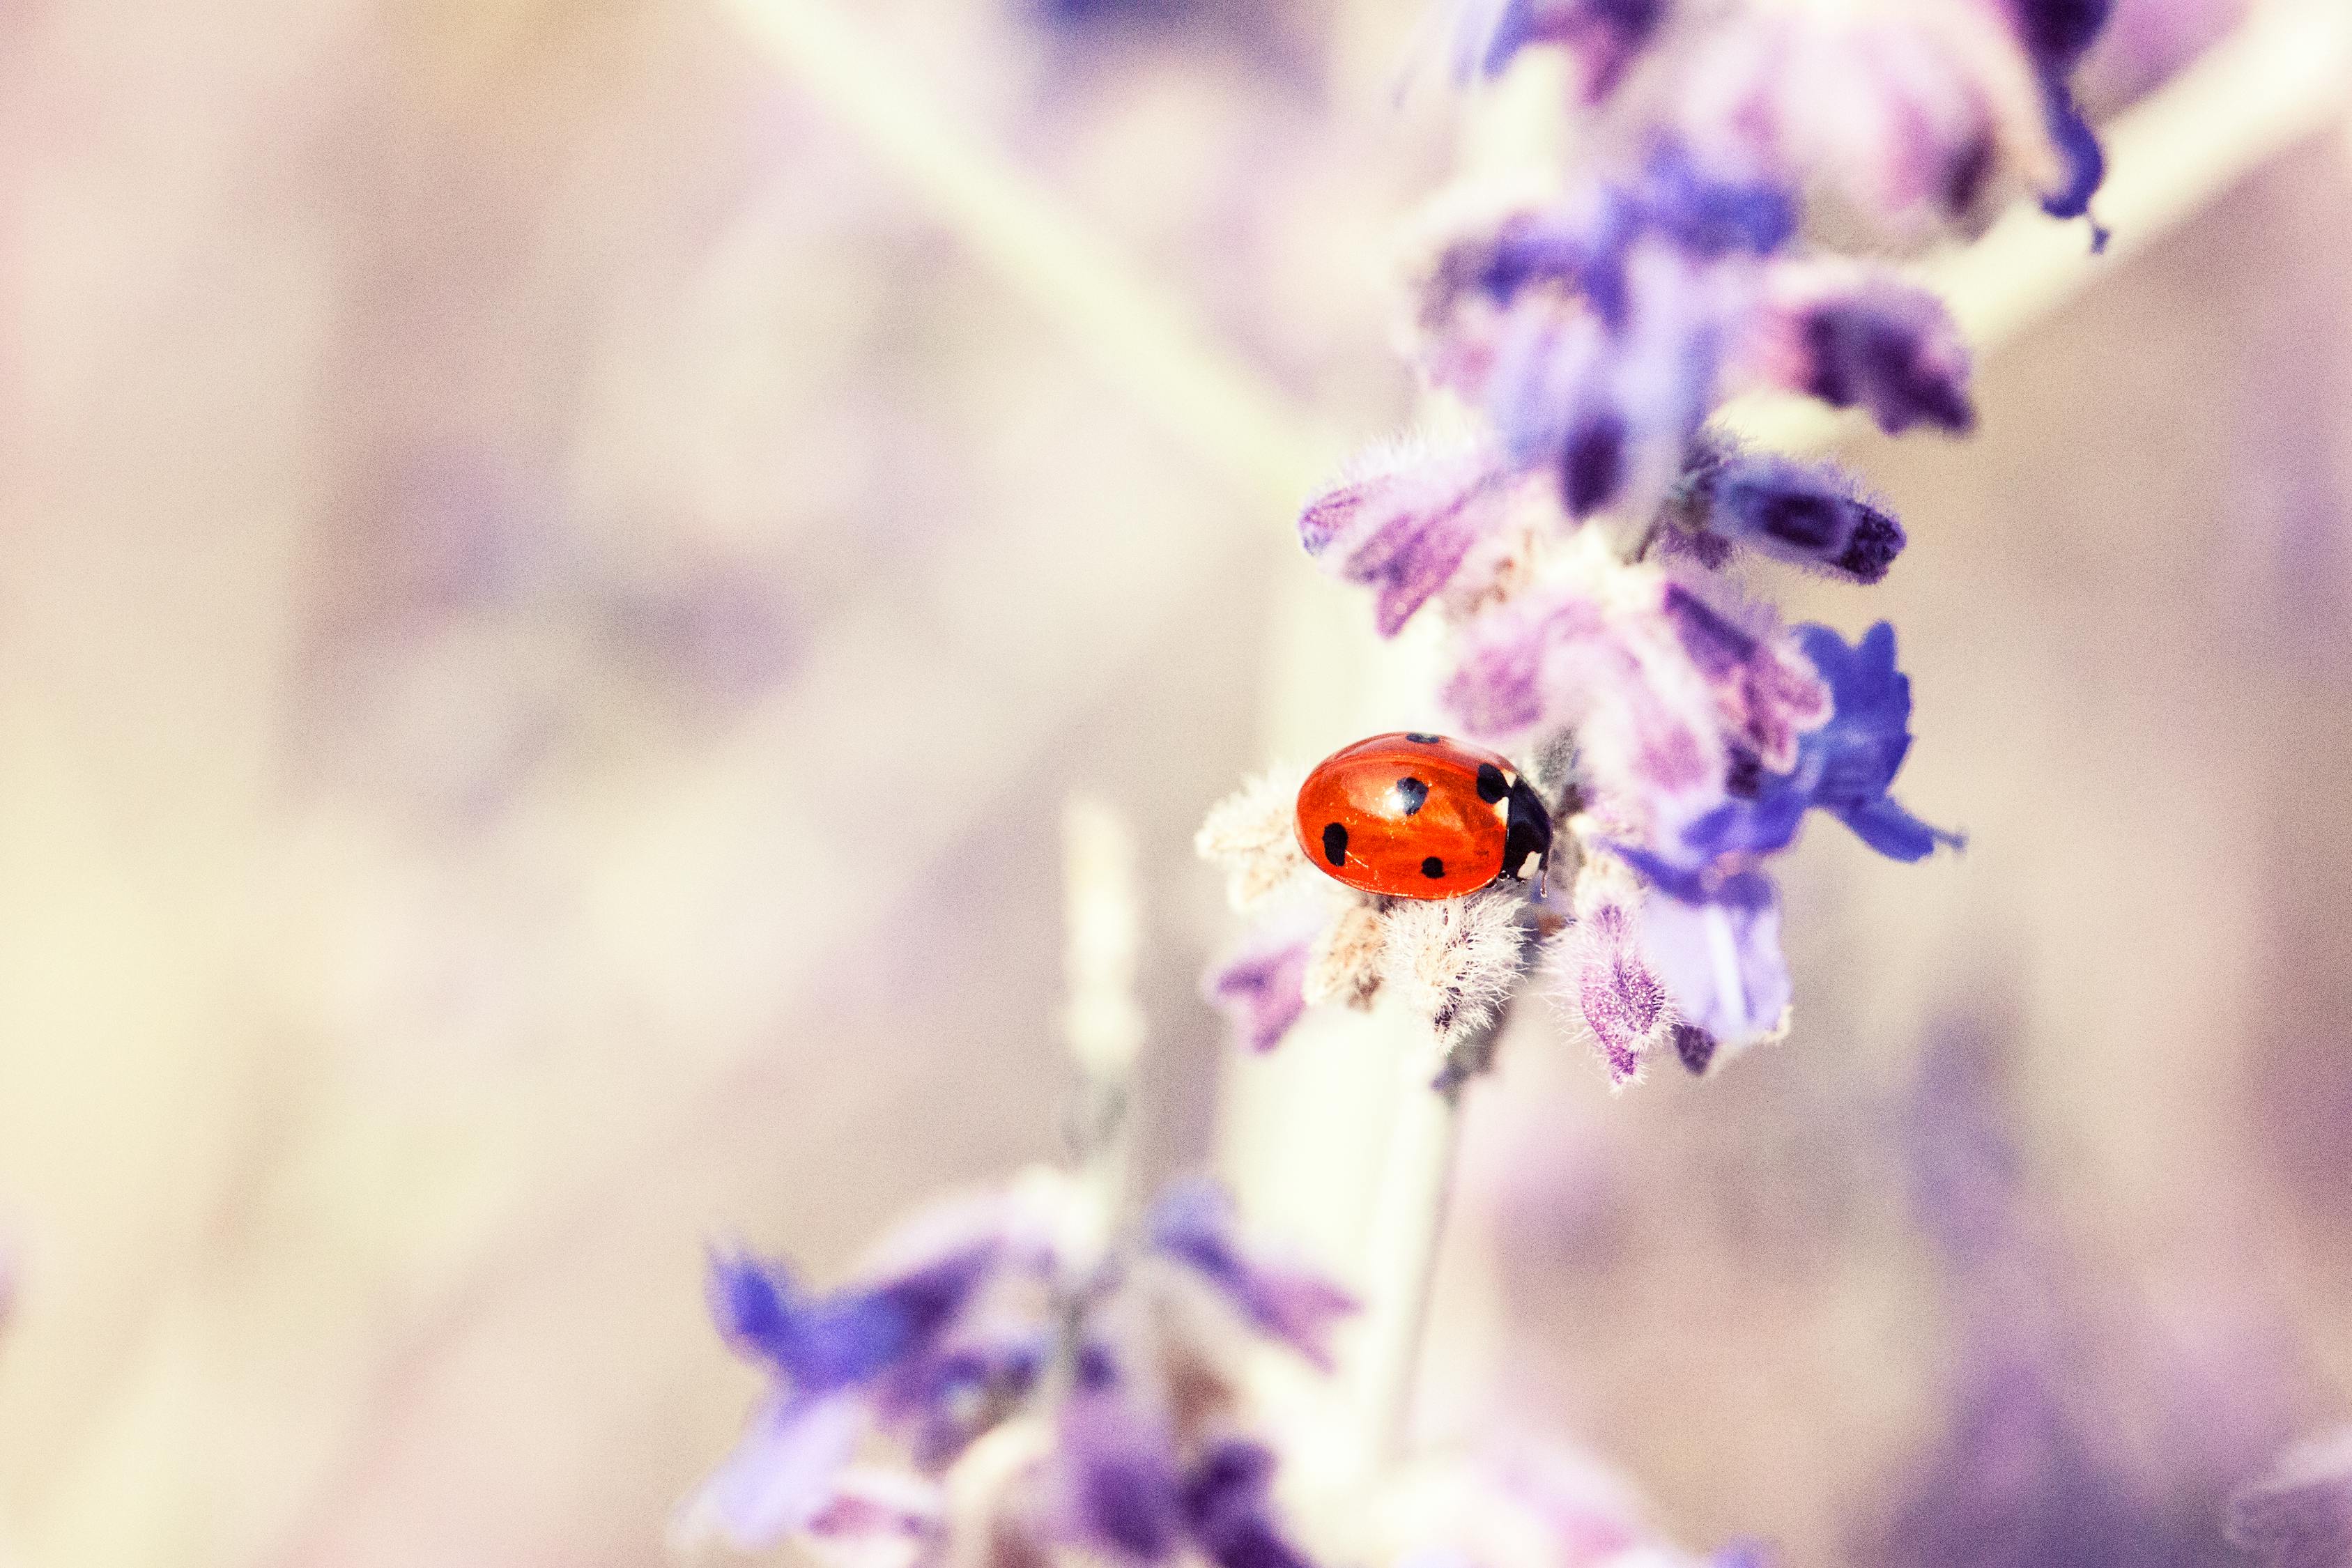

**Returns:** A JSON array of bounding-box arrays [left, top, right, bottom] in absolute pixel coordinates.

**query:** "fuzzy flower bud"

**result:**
[[1197, 768, 1310, 912], [1380, 884, 1531, 1045], [1668, 440, 1907, 585], [1739, 263, 1976, 436]]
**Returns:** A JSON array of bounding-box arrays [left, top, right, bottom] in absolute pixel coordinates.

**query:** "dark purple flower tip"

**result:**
[[2038, 84, 2110, 250], [1561, 411, 1628, 516], [1672, 1022, 1718, 1075], [1182, 1442, 1318, 1568], [705, 1245, 997, 1395], [2008, 0, 2115, 79], [1146, 1179, 1357, 1368], [1801, 295, 1976, 436], [1696, 452, 1907, 584], [1204, 937, 1312, 1054]]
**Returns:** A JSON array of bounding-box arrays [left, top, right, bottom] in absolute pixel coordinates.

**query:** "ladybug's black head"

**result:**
[[1502, 776, 1553, 884]]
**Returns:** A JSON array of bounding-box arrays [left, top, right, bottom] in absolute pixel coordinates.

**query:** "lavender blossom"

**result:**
[[1206, 930, 1314, 1055], [1739, 264, 1977, 436], [1629, 620, 1960, 889], [1546, 857, 1678, 1084], [1981, 0, 2116, 240], [1633, 871, 1790, 1055], [1300, 445, 1514, 638], [684, 1174, 1349, 1565], [1146, 1179, 1359, 1369]]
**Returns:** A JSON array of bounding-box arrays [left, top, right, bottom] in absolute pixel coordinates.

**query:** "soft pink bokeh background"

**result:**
[[0, 1, 2344, 1565]]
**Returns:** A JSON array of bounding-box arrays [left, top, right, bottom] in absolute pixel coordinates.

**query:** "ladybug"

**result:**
[[1296, 731, 1553, 900]]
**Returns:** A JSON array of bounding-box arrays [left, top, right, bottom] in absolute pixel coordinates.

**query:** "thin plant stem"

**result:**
[[1348, 1007, 1506, 1473], [1060, 796, 1146, 1250]]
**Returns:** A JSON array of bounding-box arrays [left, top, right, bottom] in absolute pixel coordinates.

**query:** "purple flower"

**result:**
[[1984, 0, 2116, 241], [1634, 870, 1790, 1050], [1553, 884, 1676, 1084], [1657, 582, 1829, 774], [1672, 621, 1961, 871], [1452, 0, 1675, 101], [1747, 268, 1977, 435], [1673, 445, 1907, 585], [1204, 932, 1312, 1054], [710, 1245, 999, 1395], [1182, 1441, 1316, 1568], [1300, 448, 1509, 637], [1059, 1384, 1189, 1560], [1146, 1179, 1358, 1369]]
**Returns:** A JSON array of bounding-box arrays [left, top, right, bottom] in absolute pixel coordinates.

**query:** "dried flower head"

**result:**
[[1381, 884, 1533, 1046], [1198, 768, 1312, 912]]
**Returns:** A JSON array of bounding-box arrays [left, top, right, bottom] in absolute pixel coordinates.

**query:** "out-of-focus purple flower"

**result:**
[[1413, 150, 1788, 521], [1300, 446, 1512, 637], [1740, 264, 1976, 435], [1979, 0, 2116, 241], [2229, 1430, 2352, 1568], [1451, 0, 1675, 102], [1146, 1180, 1359, 1369], [1675, 7, 2058, 236], [1183, 1441, 1316, 1568], [1205, 930, 1314, 1054], [1056, 1383, 1190, 1560], [1670, 444, 1907, 585], [710, 1245, 999, 1394], [688, 1176, 1351, 1561]]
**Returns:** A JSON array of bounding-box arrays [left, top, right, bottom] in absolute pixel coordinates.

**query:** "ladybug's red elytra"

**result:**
[[1295, 732, 1553, 901]]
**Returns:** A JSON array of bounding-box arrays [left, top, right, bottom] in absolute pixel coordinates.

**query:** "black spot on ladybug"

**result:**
[[1421, 856, 1445, 879], [1394, 776, 1429, 815], [1322, 822, 1348, 867], [1475, 763, 1508, 804], [1405, 732, 1440, 744]]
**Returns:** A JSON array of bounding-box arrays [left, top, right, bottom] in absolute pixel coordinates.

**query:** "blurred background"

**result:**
[[0, 0, 2348, 1565]]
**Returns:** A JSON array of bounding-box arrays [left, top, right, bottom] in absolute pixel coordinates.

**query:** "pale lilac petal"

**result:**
[[675, 1391, 866, 1551], [1146, 1179, 1358, 1368], [1637, 882, 1790, 1053]]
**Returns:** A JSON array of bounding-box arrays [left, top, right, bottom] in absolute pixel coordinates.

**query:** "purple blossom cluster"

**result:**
[[682, 1170, 1762, 1568], [679, 1172, 1353, 1567], [1207, 0, 2116, 1084]]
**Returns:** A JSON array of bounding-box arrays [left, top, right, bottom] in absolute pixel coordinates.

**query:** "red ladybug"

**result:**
[[1295, 732, 1553, 900]]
